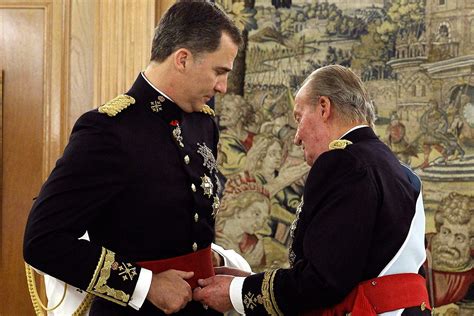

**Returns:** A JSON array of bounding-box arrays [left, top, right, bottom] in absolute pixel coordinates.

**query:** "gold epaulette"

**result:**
[[329, 139, 353, 150], [98, 94, 135, 117], [200, 104, 215, 116]]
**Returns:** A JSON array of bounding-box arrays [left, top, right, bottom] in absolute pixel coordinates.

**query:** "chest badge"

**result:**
[[200, 174, 214, 198], [212, 195, 220, 217], [197, 142, 218, 174]]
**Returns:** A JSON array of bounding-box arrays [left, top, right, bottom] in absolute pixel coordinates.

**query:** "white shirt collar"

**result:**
[[140, 72, 174, 102], [339, 125, 369, 139]]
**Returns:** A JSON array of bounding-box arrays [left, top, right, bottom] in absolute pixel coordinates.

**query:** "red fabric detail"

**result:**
[[242, 133, 255, 151], [302, 273, 431, 316], [431, 269, 474, 306], [169, 120, 179, 126], [137, 246, 214, 289]]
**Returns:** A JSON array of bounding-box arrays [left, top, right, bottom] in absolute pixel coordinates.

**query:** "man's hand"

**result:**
[[215, 266, 251, 277], [146, 269, 193, 314], [193, 275, 234, 313]]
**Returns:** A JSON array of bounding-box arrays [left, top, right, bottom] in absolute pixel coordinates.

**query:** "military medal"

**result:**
[[197, 142, 218, 174], [200, 174, 213, 198], [170, 120, 184, 148], [212, 195, 220, 217], [214, 174, 222, 195], [288, 198, 304, 267]]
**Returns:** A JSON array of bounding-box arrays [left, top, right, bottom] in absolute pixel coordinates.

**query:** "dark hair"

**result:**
[[150, 1, 242, 62]]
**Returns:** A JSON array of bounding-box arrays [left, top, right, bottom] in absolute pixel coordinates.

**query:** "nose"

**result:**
[[214, 76, 228, 94], [294, 129, 302, 146], [446, 234, 456, 247]]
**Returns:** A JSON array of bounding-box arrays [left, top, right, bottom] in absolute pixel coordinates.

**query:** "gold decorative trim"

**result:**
[[243, 291, 263, 311], [261, 270, 283, 316], [98, 94, 136, 117], [200, 104, 215, 116], [329, 139, 352, 150], [25, 262, 67, 315], [87, 248, 130, 306]]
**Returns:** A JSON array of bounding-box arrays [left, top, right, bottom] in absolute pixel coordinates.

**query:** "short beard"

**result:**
[[432, 238, 471, 271]]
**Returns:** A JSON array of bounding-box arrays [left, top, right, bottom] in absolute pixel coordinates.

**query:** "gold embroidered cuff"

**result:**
[[87, 248, 130, 306], [262, 269, 283, 316]]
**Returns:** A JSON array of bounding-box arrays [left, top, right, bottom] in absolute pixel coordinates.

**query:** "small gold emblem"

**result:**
[[200, 174, 213, 198], [158, 96, 165, 102], [243, 292, 263, 310], [329, 139, 353, 150], [184, 155, 190, 164], [200, 104, 215, 116], [192, 242, 198, 252], [150, 100, 163, 112], [117, 262, 137, 281], [98, 94, 135, 117]]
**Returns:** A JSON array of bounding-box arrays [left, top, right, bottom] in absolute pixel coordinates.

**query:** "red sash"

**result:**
[[137, 246, 214, 289], [304, 273, 431, 316]]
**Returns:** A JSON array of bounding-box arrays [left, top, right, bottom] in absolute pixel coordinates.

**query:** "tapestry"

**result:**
[[215, 0, 474, 314]]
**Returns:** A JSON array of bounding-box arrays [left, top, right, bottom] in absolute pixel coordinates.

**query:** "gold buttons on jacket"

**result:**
[[184, 155, 190, 164], [191, 183, 196, 192], [194, 213, 199, 222], [192, 242, 198, 252]]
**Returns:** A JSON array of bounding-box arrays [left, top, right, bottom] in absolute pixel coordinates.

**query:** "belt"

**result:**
[[137, 246, 214, 289], [303, 273, 431, 316]]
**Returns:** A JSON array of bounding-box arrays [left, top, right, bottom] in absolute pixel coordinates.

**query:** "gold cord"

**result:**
[[25, 262, 68, 314], [72, 293, 94, 316]]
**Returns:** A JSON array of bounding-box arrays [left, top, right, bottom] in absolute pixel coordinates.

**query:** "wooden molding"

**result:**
[[0, 0, 68, 179], [93, 0, 156, 106]]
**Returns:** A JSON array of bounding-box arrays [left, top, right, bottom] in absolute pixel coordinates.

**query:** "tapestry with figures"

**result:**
[[214, 0, 474, 315]]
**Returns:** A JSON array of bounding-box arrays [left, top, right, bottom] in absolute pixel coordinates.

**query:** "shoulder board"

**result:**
[[98, 94, 135, 117], [329, 139, 353, 150], [200, 104, 215, 117]]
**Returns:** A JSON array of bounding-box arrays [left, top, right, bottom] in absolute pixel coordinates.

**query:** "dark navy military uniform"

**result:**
[[24, 73, 222, 315], [240, 127, 430, 316]]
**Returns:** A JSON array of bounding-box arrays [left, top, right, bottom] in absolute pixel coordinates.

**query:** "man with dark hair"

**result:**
[[194, 65, 431, 315], [24, 1, 242, 315]]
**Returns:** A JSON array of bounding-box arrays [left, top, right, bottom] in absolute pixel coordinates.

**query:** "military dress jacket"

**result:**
[[241, 127, 428, 315], [24, 73, 222, 315]]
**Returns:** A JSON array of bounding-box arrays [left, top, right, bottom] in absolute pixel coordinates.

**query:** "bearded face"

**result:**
[[431, 221, 472, 272]]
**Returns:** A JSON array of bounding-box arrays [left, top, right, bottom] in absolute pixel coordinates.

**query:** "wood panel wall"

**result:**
[[0, 0, 171, 314]]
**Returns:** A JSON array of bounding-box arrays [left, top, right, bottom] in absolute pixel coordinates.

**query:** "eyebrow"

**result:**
[[215, 66, 232, 73]]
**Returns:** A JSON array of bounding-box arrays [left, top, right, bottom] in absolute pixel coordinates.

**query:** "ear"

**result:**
[[319, 96, 332, 122], [173, 48, 192, 71]]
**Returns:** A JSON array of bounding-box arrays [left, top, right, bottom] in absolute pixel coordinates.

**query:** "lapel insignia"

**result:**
[[197, 142, 218, 174], [212, 195, 220, 217], [98, 94, 135, 117], [329, 139, 352, 150], [170, 120, 184, 148], [150, 100, 163, 113], [200, 174, 214, 198]]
